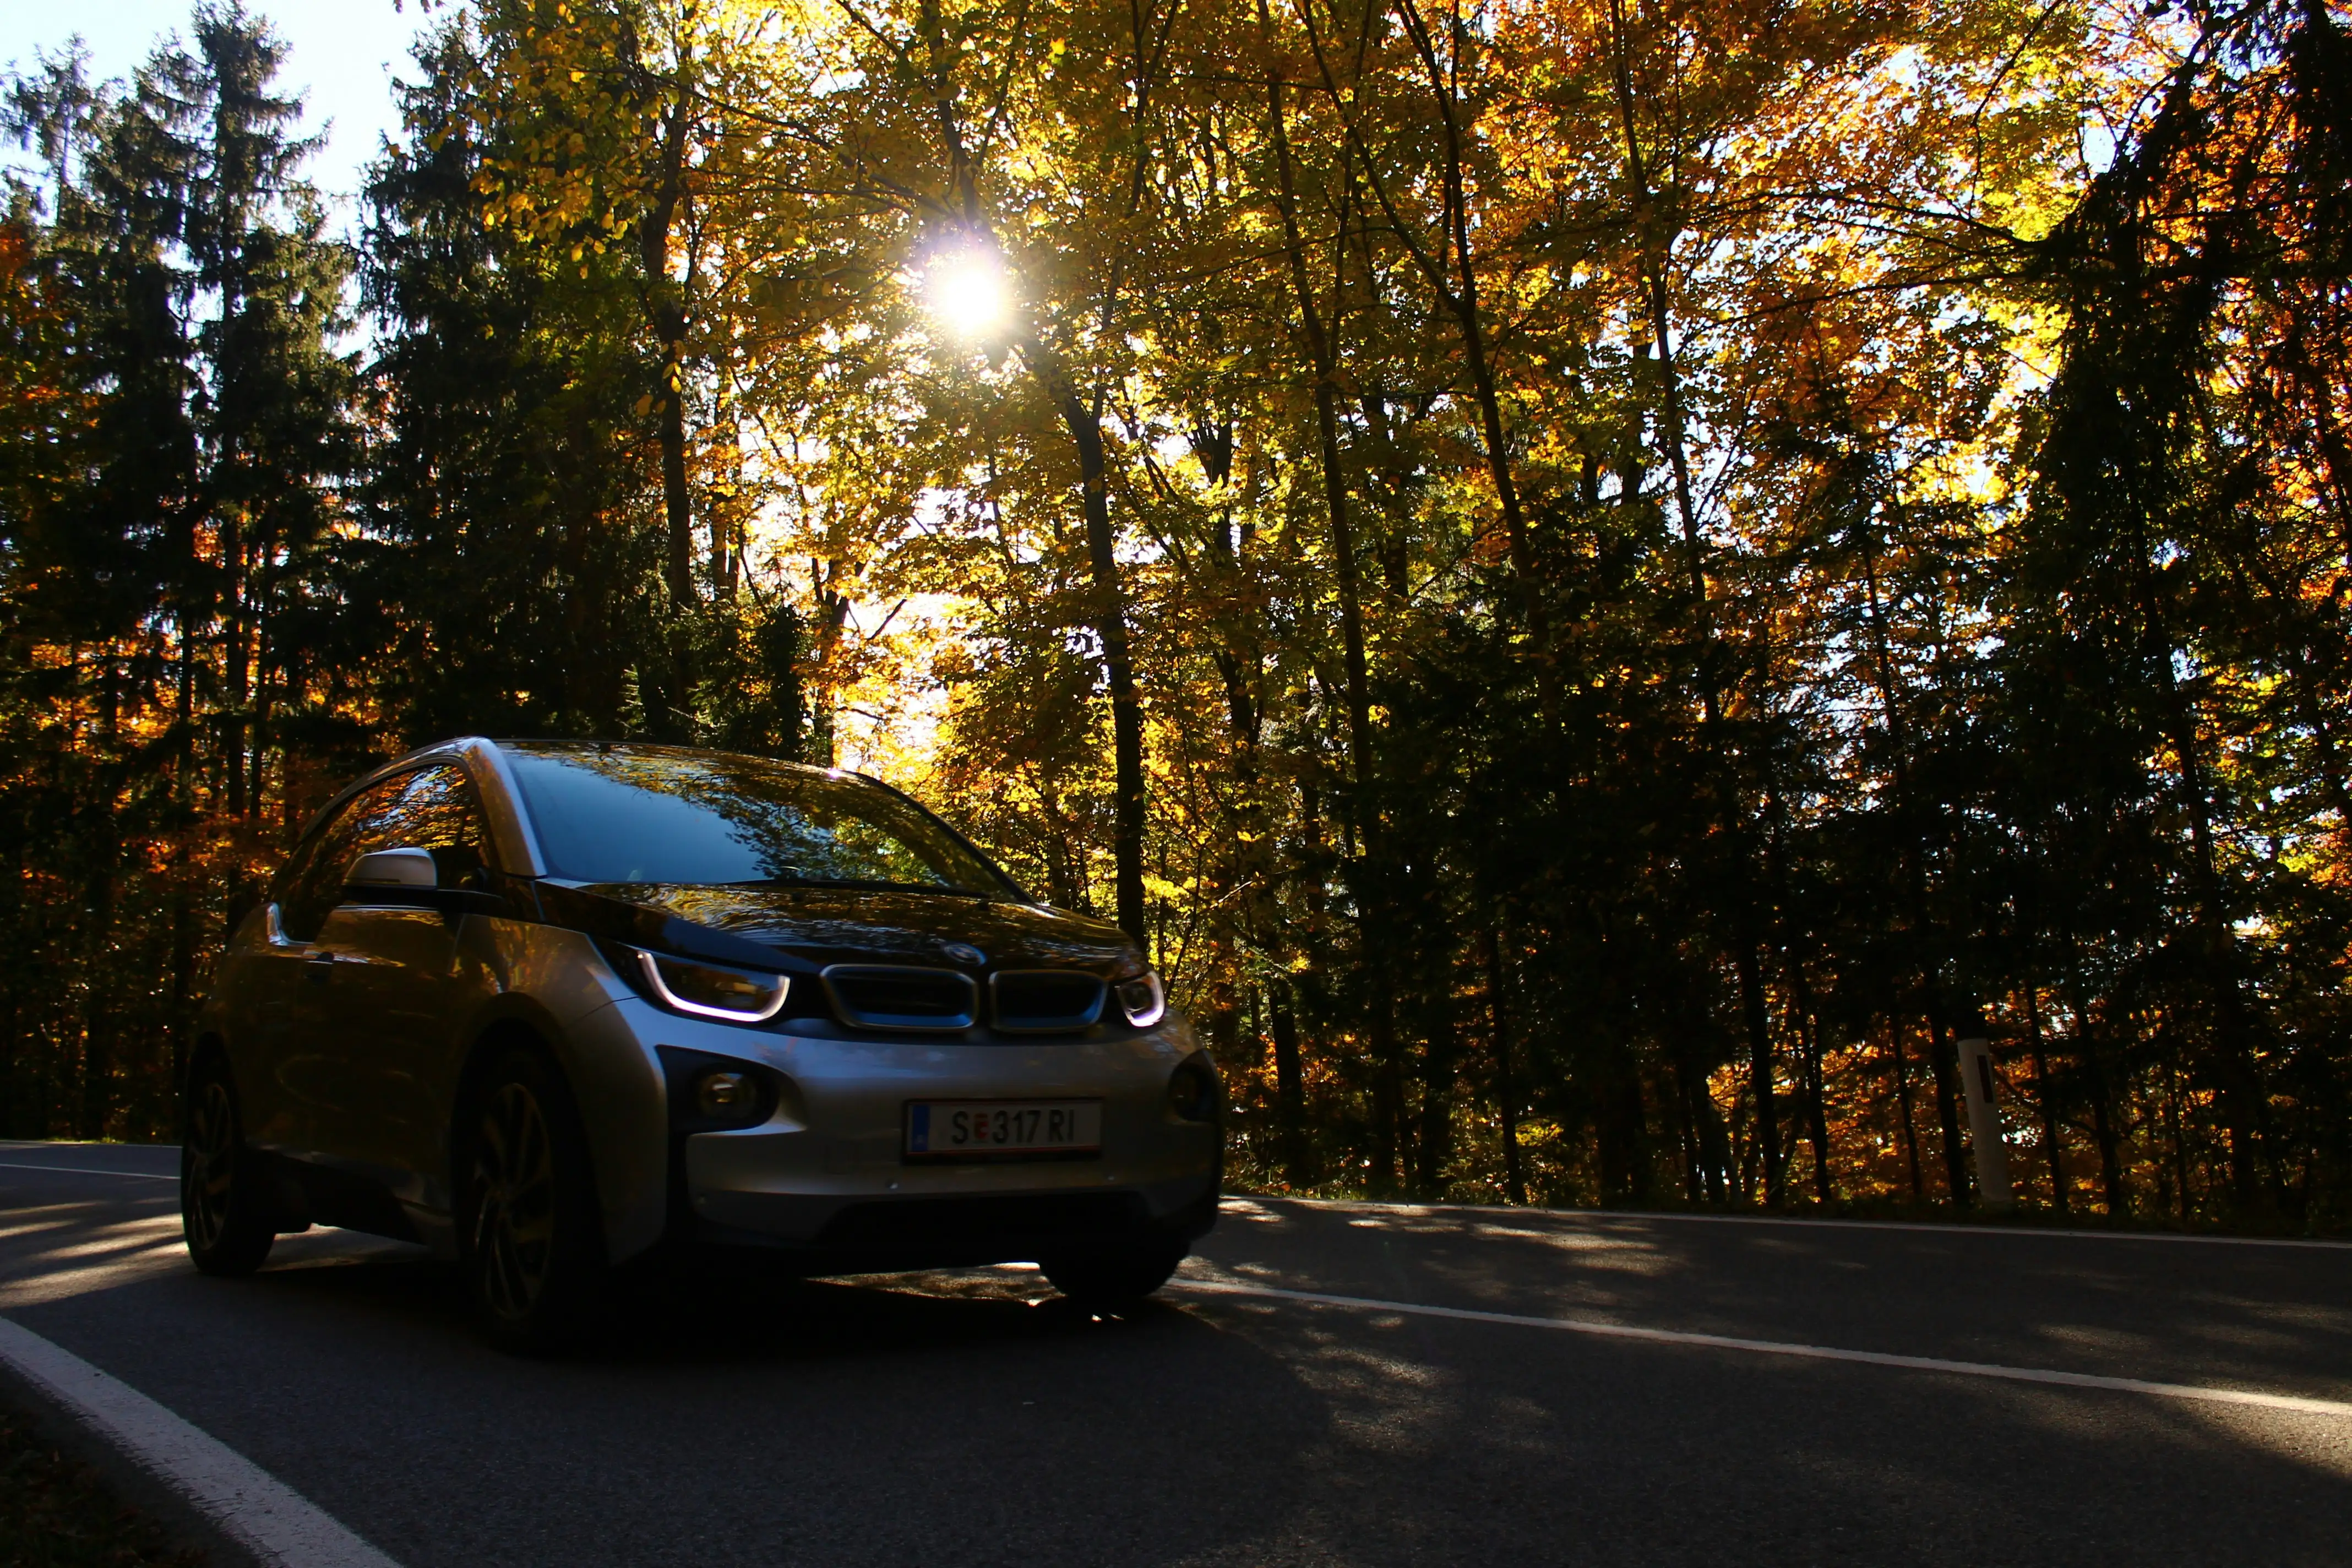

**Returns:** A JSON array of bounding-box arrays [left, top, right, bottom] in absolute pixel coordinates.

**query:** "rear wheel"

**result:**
[[459, 1048, 606, 1354], [181, 1060, 275, 1277], [1042, 1240, 1186, 1310]]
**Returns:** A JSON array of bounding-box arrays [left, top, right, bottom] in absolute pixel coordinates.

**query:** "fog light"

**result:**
[[697, 1070, 754, 1119], [1167, 1059, 1217, 1121]]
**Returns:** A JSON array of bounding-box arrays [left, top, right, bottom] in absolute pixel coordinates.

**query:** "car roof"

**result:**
[[487, 737, 856, 780]]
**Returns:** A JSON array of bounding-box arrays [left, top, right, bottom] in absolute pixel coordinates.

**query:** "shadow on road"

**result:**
[[11, 1182, 2351, 1566], [70, 1246, 1335, 1568], [236, 1244, 1204, 1363], [1202, 1197, 2352, 1400]]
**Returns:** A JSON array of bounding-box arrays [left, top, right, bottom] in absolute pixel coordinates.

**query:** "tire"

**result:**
[[458, 1047, 607, 1354], [1042, 1240, 1186, 1310], [181, 1059, 276, 1277]]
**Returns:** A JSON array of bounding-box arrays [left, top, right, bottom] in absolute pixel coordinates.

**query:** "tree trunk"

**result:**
[[1605, 0, 1781, 1202], [1299, 0, 1551, 704], [1857, 537, 1970, 1208], [2062, 956, 2132, 1217], [1264, 39, 1402, 1185], [1270, 982, 1311, 1188], [640, 86, 698, 739], [1414, 993, 1458, 1199], [222, 517, 248, 818], [711, 364, 742, 603], [2160, 675, 2273, 1212], [1891, 1023, 1925, 1201], [1052, 380, 1148, 949], [1927, 1010, 1972, 1206], [1483, 923, 1526, 1205], [1788, 972, 1834, 1204], [2025, 983, 2067, 1212], [79, 832, 117, 1142], [1381, 0, 1553, 703]]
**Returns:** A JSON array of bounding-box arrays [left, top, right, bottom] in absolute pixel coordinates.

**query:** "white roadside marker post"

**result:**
[[1957, 1036, 2013, 1208]]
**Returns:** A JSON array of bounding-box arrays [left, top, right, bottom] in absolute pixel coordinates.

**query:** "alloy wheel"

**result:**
[[185, 1078, 237, 1251], [469, 1082, 556, 1322]]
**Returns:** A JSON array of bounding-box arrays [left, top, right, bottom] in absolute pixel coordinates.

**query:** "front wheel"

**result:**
[[181, 1060, 275, 1277], [1042, 1241, 1187, 1310], [459, 1048, 606, 1354]]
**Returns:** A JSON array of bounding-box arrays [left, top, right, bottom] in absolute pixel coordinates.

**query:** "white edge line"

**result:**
[[0, 1314, 404, 1567], [0, 1161, 177, 1182], [1238, 1195, 2352, 1251], [1170, 1278, 2352, 1419]]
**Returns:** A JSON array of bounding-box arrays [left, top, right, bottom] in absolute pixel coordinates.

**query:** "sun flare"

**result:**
[[923, 248, 1011, 339]]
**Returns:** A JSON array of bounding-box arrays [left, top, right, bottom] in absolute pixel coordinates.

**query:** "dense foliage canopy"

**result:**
[[5, 0, 2349, 1229]]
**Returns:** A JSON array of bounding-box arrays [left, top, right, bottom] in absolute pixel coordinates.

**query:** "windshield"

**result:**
[[504, 745, 1010, 895]]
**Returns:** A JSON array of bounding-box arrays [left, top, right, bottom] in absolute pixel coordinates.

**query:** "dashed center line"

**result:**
[[1170, 1276, 2352, 1419]]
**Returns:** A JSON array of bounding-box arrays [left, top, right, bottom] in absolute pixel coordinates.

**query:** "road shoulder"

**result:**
[[0, 1312, 401, 1568]]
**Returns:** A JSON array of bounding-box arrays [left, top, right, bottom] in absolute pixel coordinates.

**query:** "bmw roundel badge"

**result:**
[[941, 942, 986, 967]]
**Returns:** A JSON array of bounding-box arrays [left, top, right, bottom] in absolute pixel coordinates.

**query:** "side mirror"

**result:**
[[347, 847, 439, 888]]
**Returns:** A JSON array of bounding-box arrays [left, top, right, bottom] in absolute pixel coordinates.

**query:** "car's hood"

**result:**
[[547, 880, 1136, 976]]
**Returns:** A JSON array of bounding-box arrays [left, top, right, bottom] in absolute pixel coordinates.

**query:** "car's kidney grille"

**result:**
[[823, 966, 978, 1031], [992, 971, 1107, 1033]]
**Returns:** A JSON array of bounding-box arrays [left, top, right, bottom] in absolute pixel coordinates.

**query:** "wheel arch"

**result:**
[[446, 1013, 574, 1202], [181, 1032, 234, 1133], [447, 1000, 668, 1267], [184, 1030, 231, 1084]]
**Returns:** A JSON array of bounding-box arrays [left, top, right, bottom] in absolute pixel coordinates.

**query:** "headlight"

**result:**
[[636, 950, 790, 1023], [1115, 970, 1166, 1028]]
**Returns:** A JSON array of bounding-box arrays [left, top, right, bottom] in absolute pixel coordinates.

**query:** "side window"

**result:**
[[363, 766, 487, 886], [275, 766, 486, 941], [277, 778, 405, 943]]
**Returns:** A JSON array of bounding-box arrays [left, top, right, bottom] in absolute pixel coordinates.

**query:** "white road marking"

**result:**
[[0, 1314, 404, 1567], [0, 1161, 176, 1182], [1170, 1277, 2352, 1419], [1253, 1196, 2352, 1251]]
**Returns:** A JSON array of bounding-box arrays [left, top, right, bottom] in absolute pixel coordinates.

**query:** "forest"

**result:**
[[2, 0, 2348, 1228]]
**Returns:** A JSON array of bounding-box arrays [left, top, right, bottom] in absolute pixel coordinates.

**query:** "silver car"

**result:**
[[181, 738, 1220, 1349]]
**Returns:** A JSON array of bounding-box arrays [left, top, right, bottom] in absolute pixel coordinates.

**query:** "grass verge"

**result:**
[[0, 1413, 206, 1566]]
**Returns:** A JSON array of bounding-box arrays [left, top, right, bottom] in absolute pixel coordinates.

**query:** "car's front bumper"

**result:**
[[579, 996, 1221, 1268]]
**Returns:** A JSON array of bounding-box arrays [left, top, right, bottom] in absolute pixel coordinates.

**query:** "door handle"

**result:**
[[306, 951, 335, 983]]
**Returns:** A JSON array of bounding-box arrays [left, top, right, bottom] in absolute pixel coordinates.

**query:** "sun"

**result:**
[[923, 246, 1011, 339]]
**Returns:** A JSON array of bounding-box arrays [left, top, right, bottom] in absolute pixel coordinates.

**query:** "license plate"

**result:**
[[905, 1100, 1102, 1160]]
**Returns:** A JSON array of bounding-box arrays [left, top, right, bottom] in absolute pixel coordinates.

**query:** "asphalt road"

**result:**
[[3, 1140, 2348, 1567]]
